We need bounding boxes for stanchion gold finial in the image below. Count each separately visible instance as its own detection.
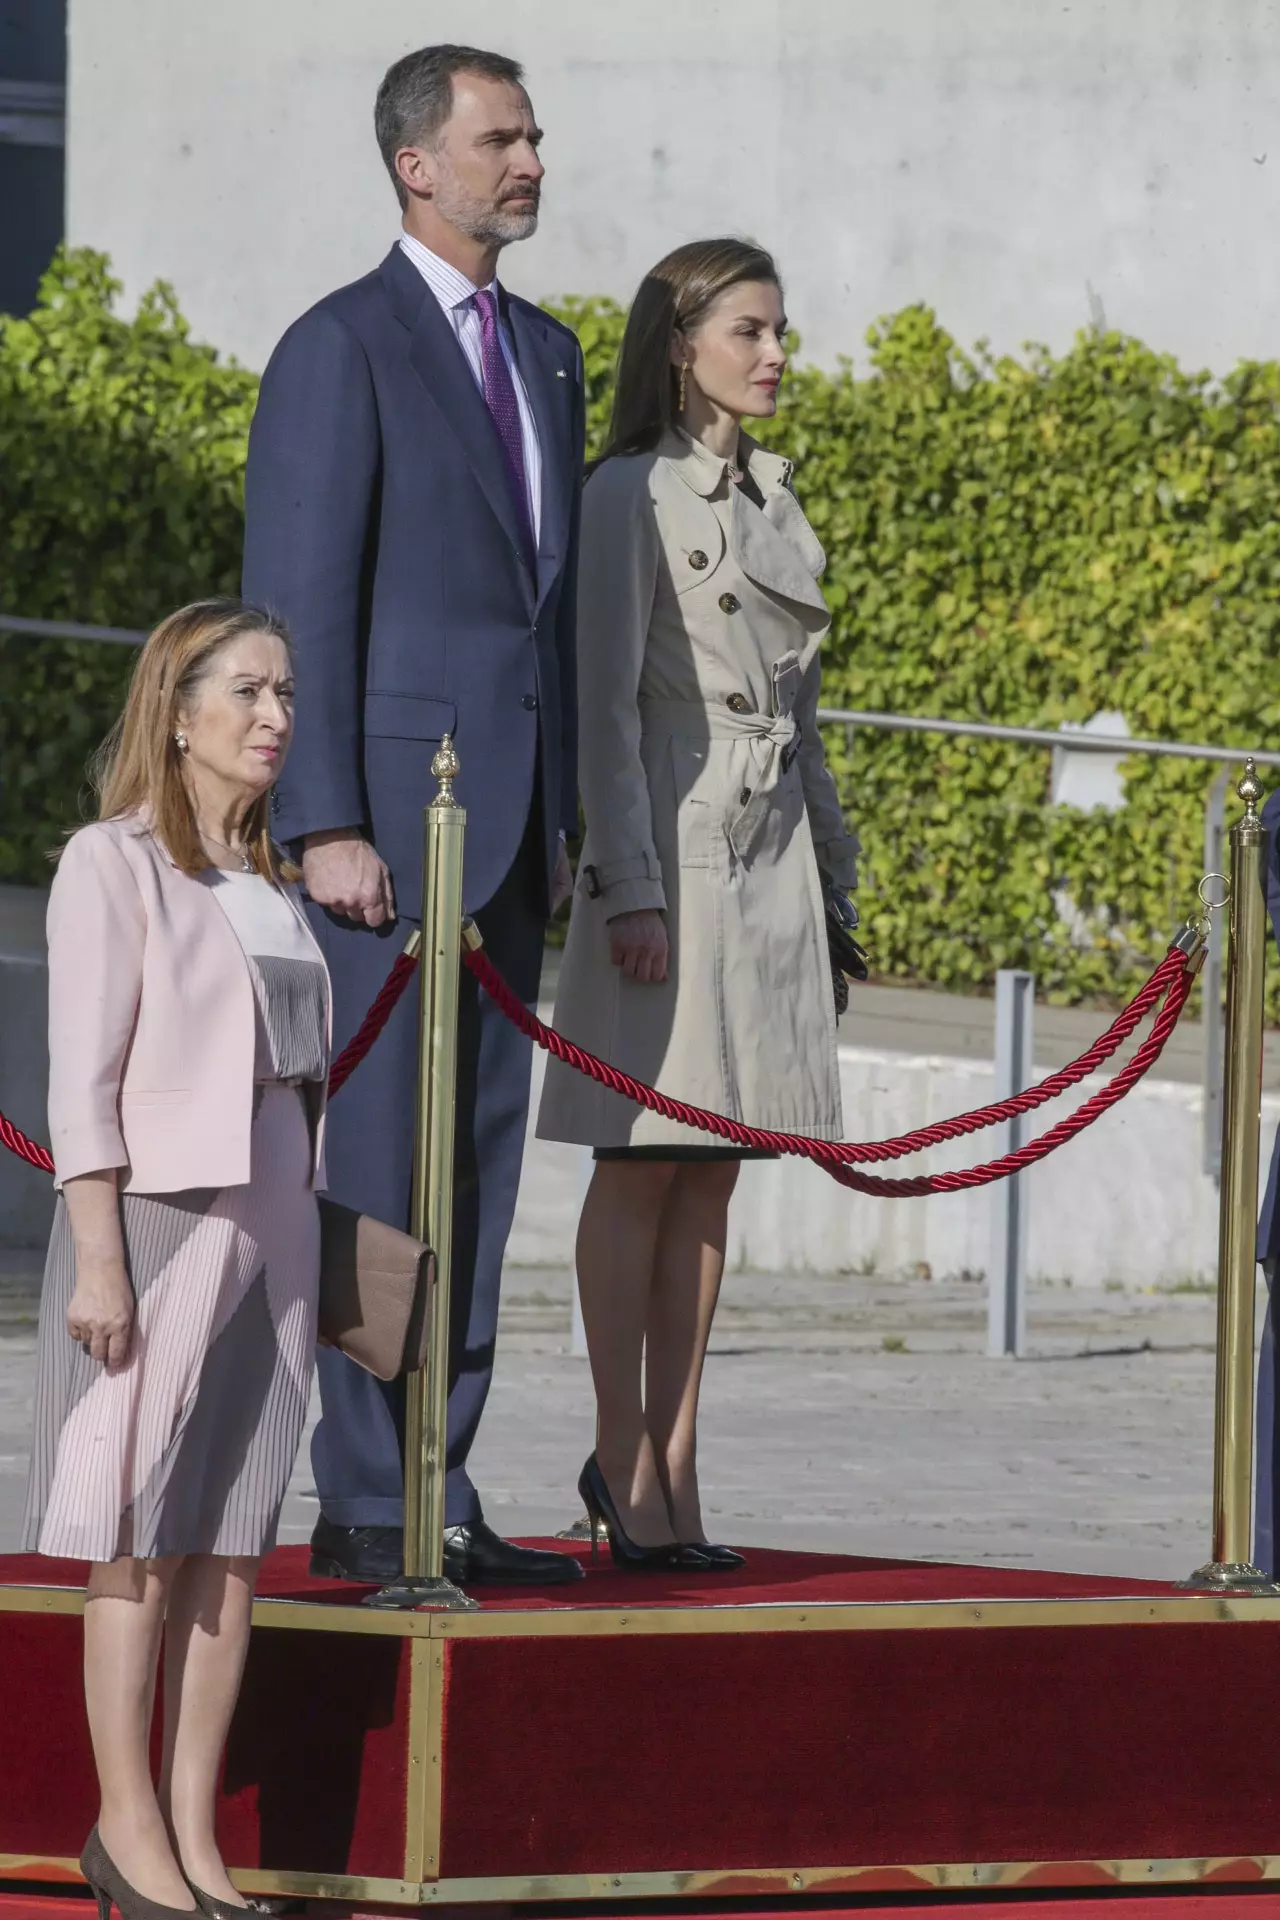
[1184,756,1278,1594]
[432,734,461,809]
[366,736,477,1612]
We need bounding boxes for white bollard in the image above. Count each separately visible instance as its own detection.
[988,969,1035,1359]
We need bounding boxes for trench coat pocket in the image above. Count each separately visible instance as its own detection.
[670,737,714,869]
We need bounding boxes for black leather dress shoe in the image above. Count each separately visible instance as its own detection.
[443,1521,584,1585]
[309,1516,403,1582]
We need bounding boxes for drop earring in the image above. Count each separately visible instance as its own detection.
[174,732,188,754]
[678,359,688,413]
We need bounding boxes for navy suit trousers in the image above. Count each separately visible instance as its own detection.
[308,822,546,1530]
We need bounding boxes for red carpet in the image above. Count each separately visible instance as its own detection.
[0,1541,1184,1609]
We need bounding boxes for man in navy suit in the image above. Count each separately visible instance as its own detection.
[243,44,583,1585]
[1253,789,1280,1572]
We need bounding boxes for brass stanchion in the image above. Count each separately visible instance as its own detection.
[1185,758,1278,1593]
[367,736,478,1613]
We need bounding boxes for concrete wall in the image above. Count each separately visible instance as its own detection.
[67,0,1280,376]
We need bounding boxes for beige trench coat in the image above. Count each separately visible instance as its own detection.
[537,428,860,1149]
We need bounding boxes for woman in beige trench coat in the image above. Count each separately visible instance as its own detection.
[538,238,860,1570]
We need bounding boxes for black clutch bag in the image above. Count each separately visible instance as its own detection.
[825,889,868,1016]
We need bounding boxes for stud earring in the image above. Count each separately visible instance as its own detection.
[678,359,688,413]
[174,732,188,754]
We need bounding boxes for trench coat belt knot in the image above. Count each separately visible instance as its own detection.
[638,694,801,865]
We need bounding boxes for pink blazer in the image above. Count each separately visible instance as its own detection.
[47,814,330,1192]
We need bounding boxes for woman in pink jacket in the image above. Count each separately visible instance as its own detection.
[22,599,330,1920]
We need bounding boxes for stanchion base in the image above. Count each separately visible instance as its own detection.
[1178,1559,1280,1595]
[361,1573,480,1612]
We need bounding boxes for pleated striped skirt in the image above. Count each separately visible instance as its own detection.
[23,1083,319,1562]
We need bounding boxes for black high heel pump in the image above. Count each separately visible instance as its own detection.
[578,1455,710,1571]
[680,1541,746,1570]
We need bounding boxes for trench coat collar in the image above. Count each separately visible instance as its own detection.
[659,429,828,609]
[659,426,794,499]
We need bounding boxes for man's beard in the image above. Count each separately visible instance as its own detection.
[435,171,539,247]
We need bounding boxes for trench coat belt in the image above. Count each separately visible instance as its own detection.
[639,696,799,863]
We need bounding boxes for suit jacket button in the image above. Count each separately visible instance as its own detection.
[727,693,751,714]
[719,592,740,613]
[522,693,538,711]
[688,549,709,570]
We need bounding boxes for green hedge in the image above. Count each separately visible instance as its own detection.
[4,250,1279,1010]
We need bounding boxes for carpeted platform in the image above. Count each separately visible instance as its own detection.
[0,1541,1183,1610]
[5,1542,1280,1908]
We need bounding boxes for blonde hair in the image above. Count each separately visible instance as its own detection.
[83,597,296,879]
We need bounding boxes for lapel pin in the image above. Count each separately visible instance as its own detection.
[555,368,566,378]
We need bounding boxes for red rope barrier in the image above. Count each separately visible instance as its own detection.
[326,949,419,1098]
[0,1112,53,1176]
[0,935,1194,1197]
[462,944,1194,1198]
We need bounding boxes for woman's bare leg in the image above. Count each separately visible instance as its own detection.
[159,1554,260,1906]
[575,1159,679,1546]
[84,1555,195,1909]
[645,1160,739,1541]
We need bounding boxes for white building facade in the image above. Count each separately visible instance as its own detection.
[67,0,1280,375]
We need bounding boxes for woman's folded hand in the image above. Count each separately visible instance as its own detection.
[606,908,670,984]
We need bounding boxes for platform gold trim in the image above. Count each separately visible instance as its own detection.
[404,1636,445,1881]
[225,1854,1280,1905]
[8,1851,1280,1906]
[7,1582,1280,1635]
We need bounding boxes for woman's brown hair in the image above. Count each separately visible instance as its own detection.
[596,237,781,466]
[82,597,296,879]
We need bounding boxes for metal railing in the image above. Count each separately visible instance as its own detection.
[816,704,1280,1184]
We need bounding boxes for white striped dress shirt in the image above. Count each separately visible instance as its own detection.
[399,230,543,544]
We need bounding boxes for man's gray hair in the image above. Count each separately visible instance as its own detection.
[375,44,526,208]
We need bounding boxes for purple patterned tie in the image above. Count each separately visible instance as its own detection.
[473,287,535,564]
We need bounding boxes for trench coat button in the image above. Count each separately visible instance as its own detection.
[688,549,709,570]
[718,592,741,614]
[740,787,752,806]
[726,693,751,714]
[521,693,538,711]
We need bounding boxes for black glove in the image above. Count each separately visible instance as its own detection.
[824,884,868,1015]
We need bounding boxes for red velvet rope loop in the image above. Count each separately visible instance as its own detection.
[326,950,420,1098]
[0,940,1193,1198]
[0,1112,54,1176]
[461,944,1193,1198]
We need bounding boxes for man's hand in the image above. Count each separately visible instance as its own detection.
[607,907,669,983]
[303,829,396,928]
[551,841,574,916]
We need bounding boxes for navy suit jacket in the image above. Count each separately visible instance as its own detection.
[1257,789,1280,1262]
[242,244,584,917]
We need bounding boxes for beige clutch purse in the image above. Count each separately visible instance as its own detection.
[317,1198,435,1381]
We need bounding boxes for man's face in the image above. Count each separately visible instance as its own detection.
[416,74,544,248]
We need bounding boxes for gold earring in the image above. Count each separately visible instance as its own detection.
[678,359,688,413]
[174,732,188,754]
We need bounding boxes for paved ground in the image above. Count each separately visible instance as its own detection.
[0,1250,1251,1582]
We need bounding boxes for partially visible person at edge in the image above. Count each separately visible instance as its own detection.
[242,44,583,1588]
[22,599,329,1920]
[537,238,861,1570]
[1252,785,1280,1571]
